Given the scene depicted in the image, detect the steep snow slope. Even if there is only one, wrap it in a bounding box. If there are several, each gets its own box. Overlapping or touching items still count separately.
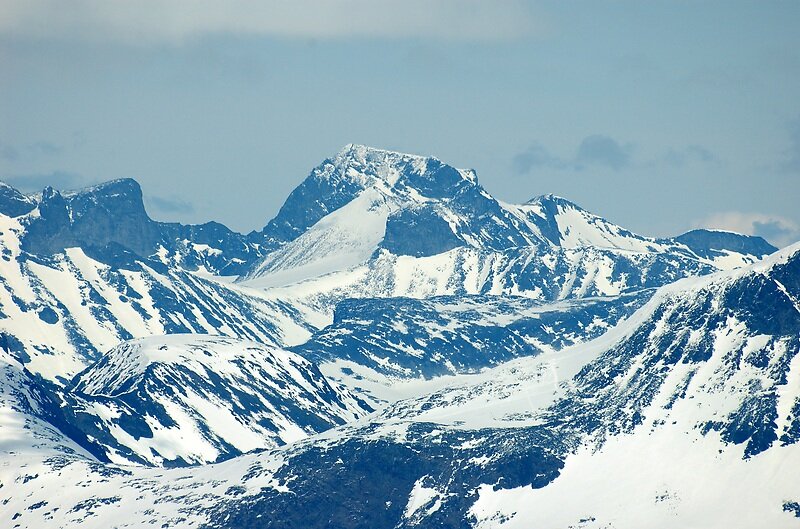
[251,143,543,258]
[0,349,90,460]
[504,194,674,253]
[246,143,545,283]
[57,335,371,466]
[250,188,395,288]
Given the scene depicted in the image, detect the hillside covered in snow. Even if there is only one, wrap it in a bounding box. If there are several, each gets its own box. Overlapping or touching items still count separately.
[0,145,794,529]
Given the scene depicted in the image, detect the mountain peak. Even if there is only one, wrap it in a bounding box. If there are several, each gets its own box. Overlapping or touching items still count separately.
[676,228,777,258]
[526,193,585,211]
[73,177,142,198]
[331,144,478,188]
[66,178,144,210]
[22,177,162,257]
[336,143,433,163]
[0,180,36,217]
[330,144,445,187]
[258,145,480,246]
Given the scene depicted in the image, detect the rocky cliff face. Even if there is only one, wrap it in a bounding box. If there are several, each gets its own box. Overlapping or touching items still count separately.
[676,228,777,259]
[0,178,265,275]
[23,180,163,257]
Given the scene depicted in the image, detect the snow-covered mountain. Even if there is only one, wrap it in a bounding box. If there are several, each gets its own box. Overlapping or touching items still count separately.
[0,146,773,385]
[294,292,648,402]
[241,145,773,308]
[0,216,314,383]
[0,177,331,387]
[468,241,800,528]
[184,243,800,526]
[3,244,798,529]
[378,242,800,437]
[0,144,793,529]
[55,335,371,466]
[249,145,770,269]
[676,227,778,266]
[10,178,265,276]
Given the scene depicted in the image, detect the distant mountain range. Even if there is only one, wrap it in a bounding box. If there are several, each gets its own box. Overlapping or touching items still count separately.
[0,145,795,529]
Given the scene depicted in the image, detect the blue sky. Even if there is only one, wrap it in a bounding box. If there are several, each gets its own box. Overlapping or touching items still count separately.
[1,1,799,245]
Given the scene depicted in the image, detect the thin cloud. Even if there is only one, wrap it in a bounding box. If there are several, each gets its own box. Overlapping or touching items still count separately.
[513,134,634,175]
[0,140,62,162]
[512,142,565,175]
[575,135,633,171]
[662,145,718,168]
[779,116,800,172]
[0,0,544,44]
[692,211,800,248]
[28,141,61,157]
[2,170,88,192]
[0,142,20,162]
[513,137,718,175]
[753,220,795,247]
[146,195,195,214]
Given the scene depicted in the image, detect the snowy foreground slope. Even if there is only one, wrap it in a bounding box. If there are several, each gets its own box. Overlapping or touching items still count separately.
[60,335,372,466]
[469,243,800,528]
[2,244,798,528]
[0,145,793,528]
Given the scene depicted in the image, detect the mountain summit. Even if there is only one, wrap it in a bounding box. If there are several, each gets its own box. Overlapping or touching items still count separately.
[243,145,775,295]
[256,144,481,250]
[0,178,263,275]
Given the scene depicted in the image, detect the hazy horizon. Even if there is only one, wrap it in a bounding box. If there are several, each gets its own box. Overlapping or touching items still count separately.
[2,1,799,246]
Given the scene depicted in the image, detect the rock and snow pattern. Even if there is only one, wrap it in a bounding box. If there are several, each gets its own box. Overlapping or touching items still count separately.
[242,145,770,310]
[59,334,372,466]
[0,144,795,529]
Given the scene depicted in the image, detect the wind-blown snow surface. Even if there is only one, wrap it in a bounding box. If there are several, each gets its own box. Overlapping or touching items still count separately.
[58,335,371,466]
[3,244,799,529]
